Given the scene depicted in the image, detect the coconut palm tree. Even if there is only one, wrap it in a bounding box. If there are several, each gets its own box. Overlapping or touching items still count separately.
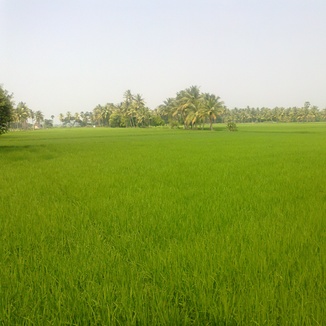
[66,111,72,124]
[59,113,65,124]
[34,110,44,128]
[29,109,36,129]
[133,94,145,109]
[102,103,115,126]
[80,111,92,126]
[136,106,150,127]
[74,112,80,124]
[158,98,177,125]
[121,90,135,127]
[93,105,104,126]
[308,105,319,122]
[11,109,19,129]
[132,94,145,127]
[16,102,30,129]
[174,86,201,128]
[199,93,225,130]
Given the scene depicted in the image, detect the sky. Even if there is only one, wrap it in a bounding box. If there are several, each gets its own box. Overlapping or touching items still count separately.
[1,0,326,119]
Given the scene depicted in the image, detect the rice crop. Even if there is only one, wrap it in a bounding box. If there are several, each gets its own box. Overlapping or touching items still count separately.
[0,123,325,325]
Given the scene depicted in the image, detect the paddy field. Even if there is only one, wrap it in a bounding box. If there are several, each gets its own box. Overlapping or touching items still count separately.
[0,123,325,325]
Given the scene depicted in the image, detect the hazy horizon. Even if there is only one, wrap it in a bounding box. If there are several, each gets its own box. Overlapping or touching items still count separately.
[1,0,326,119]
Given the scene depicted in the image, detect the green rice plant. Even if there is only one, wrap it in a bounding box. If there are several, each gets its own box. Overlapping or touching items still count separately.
[0,124,325,325]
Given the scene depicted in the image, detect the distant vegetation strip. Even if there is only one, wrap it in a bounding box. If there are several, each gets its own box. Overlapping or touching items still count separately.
[2,84,326,133]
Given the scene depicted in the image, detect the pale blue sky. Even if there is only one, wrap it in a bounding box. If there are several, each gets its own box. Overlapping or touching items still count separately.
[1,0,326,118]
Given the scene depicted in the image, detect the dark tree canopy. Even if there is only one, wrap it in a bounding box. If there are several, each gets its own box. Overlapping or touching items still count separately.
[0,85,14,135]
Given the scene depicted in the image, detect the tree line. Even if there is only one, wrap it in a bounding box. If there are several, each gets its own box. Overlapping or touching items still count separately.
[1,84,326,135]
[10,101,51,130]
[58,87,326,129]
[58,87,224,130]
[0,85,52,132]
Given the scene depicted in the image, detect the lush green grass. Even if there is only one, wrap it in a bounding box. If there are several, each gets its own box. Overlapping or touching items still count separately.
[1,123,325,325]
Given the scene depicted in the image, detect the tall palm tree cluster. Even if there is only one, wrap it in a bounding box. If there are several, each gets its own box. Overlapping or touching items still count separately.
[59,90,161,128]
[7,87,326,132]
[60,87,326,130]
[11,102,45,130]
[224,102,326,123]
[157,86,225,130]
[59,87,225,130]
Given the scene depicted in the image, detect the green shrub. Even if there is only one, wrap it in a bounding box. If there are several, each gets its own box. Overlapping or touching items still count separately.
[227,121,237,131]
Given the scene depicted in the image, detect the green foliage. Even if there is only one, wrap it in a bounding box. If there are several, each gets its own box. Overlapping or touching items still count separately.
[34,110,44,127]
[58,88,326,131]
[14,102,30,129]
[109,112,122,128]
[63,87,226,130]
[227,121,237,131]
[44,119,53,128]
[169,119,179,128]
[150,115,165,126]
[223,104,326,123]
[0,124,325,324]
[0,86,14,135]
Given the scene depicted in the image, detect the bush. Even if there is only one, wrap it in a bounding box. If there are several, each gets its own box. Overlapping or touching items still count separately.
[169,120,179,129]
[109,113,122,128]
[227,122,237,131]
[151,116,165,126]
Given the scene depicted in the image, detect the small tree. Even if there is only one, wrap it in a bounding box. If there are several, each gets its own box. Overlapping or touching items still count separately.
[0,86,14,135]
